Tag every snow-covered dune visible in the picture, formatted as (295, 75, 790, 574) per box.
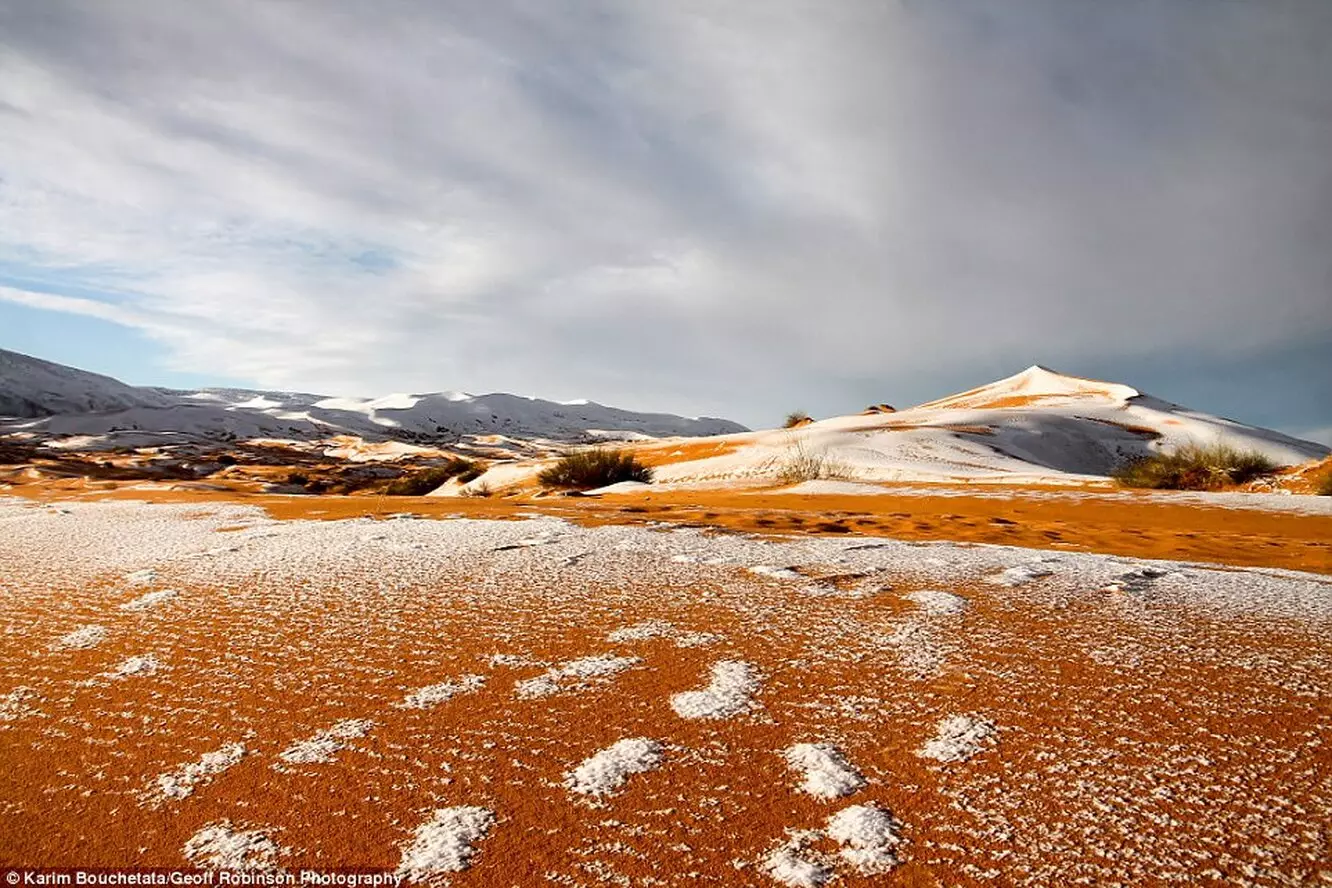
(646, 366, 1328, 486)
(0, 349, 175, 417)
(0, 348, 746, 447)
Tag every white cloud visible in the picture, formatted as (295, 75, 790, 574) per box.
(0, 0, 1328, 424)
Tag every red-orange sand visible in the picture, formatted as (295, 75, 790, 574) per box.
(7, 478, 1329, 573)
(1, 486, 1329, 885)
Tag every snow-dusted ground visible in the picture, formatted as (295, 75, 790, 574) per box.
(771, 480, 1332, 515)
(1, 495, 1330, 885)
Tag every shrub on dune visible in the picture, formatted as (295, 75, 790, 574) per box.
(1112, 444, 1277, 491)
(784, 411, 811, 428)
(537, 448, 653, 489)
(384, 458, 484, 496)
(775, 436, 853, 483)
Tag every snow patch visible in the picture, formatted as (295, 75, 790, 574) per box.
(182, 822, 283, 870)
(121, 589, 178, 611)
(564, 738, 665, 797)
(278, 719, 375, 765)
(398, 675, 486, 710)
(763, 836, 832, 888)
(749, 565, 802, 580)
(880, 621, 946, 679)
(826, 804, 903, 874)
(105, 654, 162, 679)
(987, 564, 1055, 587)
(607, 621, 673, 642)
(52, 624, 107, 650)
(671, 660, 761, 719)
(0, 686, 43, 722)
(905, 589, 969, 616)
(515, 656, 640, 698)
(396, 807, 495, 878)
(606, 621, 719, 648)
(918, 714, 997, 763)
(784, 743, 866, 799)
(486, 653, 543, 668)
(147, 743, 247, 803)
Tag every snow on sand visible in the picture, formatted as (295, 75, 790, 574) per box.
(826, 804, 904, 874)
(784, 743, 867, 800)
(515, 655, 641, 698)
(918, 714, 998, 763)
(564, 738, 665, 797)
(277, 719, 375, 766)
(396, 807, 495, 878)
(398, 675, 486, 710)
(146, 743, 247, 803)
(51, 624, 107, 650)
(670, 660, 761, 719)
(182, 822, 284, 870)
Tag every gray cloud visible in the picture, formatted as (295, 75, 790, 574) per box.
(0, 0, 1328, 428)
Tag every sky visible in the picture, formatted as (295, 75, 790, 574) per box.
(0, 0, 1329, 440)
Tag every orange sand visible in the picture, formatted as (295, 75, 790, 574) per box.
(0, 502, 1328, 883)
(5, 479, 1329, 574)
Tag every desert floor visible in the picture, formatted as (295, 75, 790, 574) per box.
(1, 487, 1329, 885)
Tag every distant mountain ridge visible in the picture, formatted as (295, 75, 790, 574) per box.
(0, 348, 748, 446)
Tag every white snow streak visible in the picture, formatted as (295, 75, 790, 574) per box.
(147, 743, 247, 803)
(396, 807, 495, 878)
(398, 675, 486, 710)
(905, 589, 969, 616)
(670, 660, 761, 719)
(918, 714, 997, 763)
(826, 804, 903, 874)
(121, 589, 178, 611)
(51, 624, 107, 650)
(784, 743, 866, 799)
(564, 738, 664, 797)
(182, 822, 283, 870)
(277, 718, 375, 765)
(514, 655, 640, 698)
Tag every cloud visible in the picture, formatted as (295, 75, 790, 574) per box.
(0, 0, 1329, 424)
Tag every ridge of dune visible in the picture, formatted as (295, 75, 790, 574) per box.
(563, 365, 1329, 493)
(914, 365, 1141, 411)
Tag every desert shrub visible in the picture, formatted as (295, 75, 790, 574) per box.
(1112, 444, 1277, 490)
(537, 448, 653, 489)
(286, 471, 309, 486)
(784, 411, 811, 428)
(456, 463, 486, 484)
(775, 436, 853, 483)
(1316, 473, 1332, 496)
(460, 481, 492, 498)
(383, 458, 482, 496)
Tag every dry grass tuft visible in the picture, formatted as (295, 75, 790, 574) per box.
(383, 458, 484, 496)
(1112, 444, 1277, 491)
(537, 448, 653, 489)
(775, 436, 854, 483)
